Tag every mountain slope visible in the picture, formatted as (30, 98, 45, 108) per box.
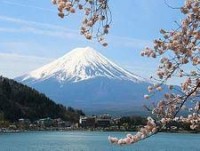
(16, 47, 152, 114)
(0, 76, 84, 122)
(18, 47, 146, 83)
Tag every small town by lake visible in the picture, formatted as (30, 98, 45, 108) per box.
(0, 131, 199, 151)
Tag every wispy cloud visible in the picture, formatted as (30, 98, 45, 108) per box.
(1, 0, 56, 13)
(0, 41, 60, 57)
(0, 15, 76, 32)
(0, 15, 82, 40)
(0, 26, 80, 40)
(0, 27, 21, 33)
(0, 53, 53, 62)
(0, 53, 54, 79)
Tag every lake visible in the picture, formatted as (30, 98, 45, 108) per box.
(0, 131, 199, 151)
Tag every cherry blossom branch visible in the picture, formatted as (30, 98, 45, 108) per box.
(174, 82, 200, 117)
(109, 0, 200, 145)
(51, 0, 112, 46)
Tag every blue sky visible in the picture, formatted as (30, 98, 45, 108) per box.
(0, 0, 184, 84)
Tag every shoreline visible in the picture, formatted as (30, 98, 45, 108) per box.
(0, 128, 199, 134)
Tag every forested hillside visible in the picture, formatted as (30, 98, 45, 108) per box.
(0, 76, 84, 122)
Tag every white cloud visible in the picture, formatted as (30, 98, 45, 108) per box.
(0, 15, 81, 40)
(0, 15, 77, 32)
(1, 0, 56, 13)
(0, 27, 21, 33)
(0, 41, 53, 56)
(0, 53, 54, 79)
(0, 26, 80, 40)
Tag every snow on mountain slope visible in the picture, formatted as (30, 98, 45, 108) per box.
(19, 47, 146, 83)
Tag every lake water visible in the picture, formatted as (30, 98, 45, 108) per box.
(0, 131, 199, 151)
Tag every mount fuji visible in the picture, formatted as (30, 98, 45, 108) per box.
(16, 47, 152, 115)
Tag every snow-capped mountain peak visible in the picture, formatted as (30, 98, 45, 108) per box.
(20, 47, 145, 83)
(16, 47, 154, 114)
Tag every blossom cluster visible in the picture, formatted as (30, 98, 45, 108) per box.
(141, 0, 200, 128)
(178, 113, 200, 130)
(108, 117, 158, 145)
(109, 0, 200, 146)
(52, 0, 111, 46)
(141, 0, 200, 80)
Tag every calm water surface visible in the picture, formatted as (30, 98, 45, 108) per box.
(0, 131, 199, 151)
